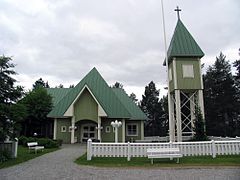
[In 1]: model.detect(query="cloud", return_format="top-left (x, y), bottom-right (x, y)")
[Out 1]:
top-left (1, 0), bottom-right (240, 99)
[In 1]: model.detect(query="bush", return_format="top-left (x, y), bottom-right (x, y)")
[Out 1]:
top-left (0, 149), bottom-right (11, 163)
top-left (18, 136), bottom-right (28, 146)
top-left (37, 138), bottom-right (58, 148)
top-left (18, 136), bottom-right (59, 148)
top-left (54, 139), bottom-right (63, 147)
top-left (18, 136), bottom-right (36, 146)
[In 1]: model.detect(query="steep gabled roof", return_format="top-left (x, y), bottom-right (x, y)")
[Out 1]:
top-left (112, 88), bottom-right (147, 120)
top-left (47, 88), bottom-right (71, 107)
top-left (47, 68), bottom-right (131, 118)
top-left (164, 19), bottom-right (204, 65)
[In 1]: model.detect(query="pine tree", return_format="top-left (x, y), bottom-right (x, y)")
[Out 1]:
top-left (204, 52), bottom-right (239, 136)
top-left (0, 56), bottom-right (25, 142)
top-left (129, 93), bottom-right (138, 104)
top-left (33, 78), bottom-right (50, 89)
top-left (140, 81), bottom-right (167, 136)
top-left (112, 82), bottom-right (124, 89)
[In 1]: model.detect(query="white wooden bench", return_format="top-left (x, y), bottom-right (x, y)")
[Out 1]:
top-left (27, 142), bottom-right (44, 154)
top-left (147, 148), bottom-right (183, 164)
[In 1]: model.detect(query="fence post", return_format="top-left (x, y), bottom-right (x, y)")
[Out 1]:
top-left (211, 140), bottom-right (216, 158)
top-left (12, 138), bottom-right (18, 158)
top-left (87, 139), bottom-right (92, 161)
top-left (169, 141), bottom-right (173, 160)
top-left (127, 142), bottom-right (131, 161)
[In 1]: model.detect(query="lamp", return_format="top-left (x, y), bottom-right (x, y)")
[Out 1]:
top-left (111, 120), bottom-right (122, 143)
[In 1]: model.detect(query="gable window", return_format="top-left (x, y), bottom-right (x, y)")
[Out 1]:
top-left (182, 64), bottom-right (194, 78)
top-left (127, 124), bottom-right (138, 136)
top-left (61, 126), bottom-right (67, 132)
top-left (105, 126), bottom-right (111, 133)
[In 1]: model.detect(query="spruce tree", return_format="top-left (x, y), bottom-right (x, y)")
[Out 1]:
top-left (140, 81), bottom-right (167, 136)
top-left (0, 56), bottom-right (25, 141)
top-left (204, 52), bottom-right (239, 136)
top-left (129, 93), bottom-right (138, 104)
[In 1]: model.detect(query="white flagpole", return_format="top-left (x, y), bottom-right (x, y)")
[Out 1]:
top-left (160, 0), bottom-right (174, 142)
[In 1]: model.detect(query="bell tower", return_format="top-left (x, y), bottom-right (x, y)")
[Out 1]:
top-left (164, 7), bottom-right (205, 142)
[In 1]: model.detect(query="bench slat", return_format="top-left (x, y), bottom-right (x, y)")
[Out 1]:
top-left (147, 148), bottom-right (180, 153)
top-left (148, 154), bottom-right (183, 158)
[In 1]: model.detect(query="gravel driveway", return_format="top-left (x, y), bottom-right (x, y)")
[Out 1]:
top-left (0, 144), bottom-right (239, 180)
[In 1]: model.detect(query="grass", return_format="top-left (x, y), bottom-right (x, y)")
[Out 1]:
top-left (0, 145), bottom-right (59, 169)
top-left (75, 154), bottom-right (240, 168)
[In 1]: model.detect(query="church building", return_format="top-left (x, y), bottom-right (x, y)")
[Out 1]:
top-left (47, 68), bottom-right (146, 143)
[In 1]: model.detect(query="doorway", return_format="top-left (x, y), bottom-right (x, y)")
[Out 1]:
top-left (81, 123), bottom-right (97, 142)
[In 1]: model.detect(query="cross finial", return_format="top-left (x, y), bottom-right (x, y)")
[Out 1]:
top-left (174, 6), bottom-right (182, 20)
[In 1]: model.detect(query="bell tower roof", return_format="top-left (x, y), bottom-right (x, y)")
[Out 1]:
top-left (164, 19), bottom-right (204, 65)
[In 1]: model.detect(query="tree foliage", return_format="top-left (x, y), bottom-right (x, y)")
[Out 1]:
top-left (20, 87), bottom-right (53, 137)
top-left (0, 56), bottom-right (25, 142)
top-left (139, 81), bottom-right (167, 136)
top-left (129, 93), bottom-right (138, 103)
top-left (33, 78), bottom-right (50, 89)
top-left (193, 107), bottom-right (208, 141)
top-left (112, 82), bottom-right (124, 89)
top-left (204, 52), bottom-right (240, 136)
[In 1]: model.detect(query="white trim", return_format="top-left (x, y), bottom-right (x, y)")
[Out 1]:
top-left (70, 116), bottom-right (75, 144)
top-left (53, 118), bottom-right (57, 140)
top-left (105, 126), bottom-right (111, 133)
top-left (122, 119), bottom-right (125, 142)
top-left (173, 58), bottom-right (178, 89)
top-left (199, 58), bottom-right (204, 89)
top-left (126, 123), bottom-right (138, 136)
top-left (61, 126), bottom-right (67, 132)
top-left (140, 121), bottom-right (144, 140)
top-left (169, 67), bottom-right (172, 81)
top-left (97, 116), bottom-right (101, 141)
top-left (64, 85), bottom-right (107, 117)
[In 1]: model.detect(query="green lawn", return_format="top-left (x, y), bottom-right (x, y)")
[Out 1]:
top-left (0, 145), bottom-right (59, 169)
top-left (75, 154), bottom-right (240, 167)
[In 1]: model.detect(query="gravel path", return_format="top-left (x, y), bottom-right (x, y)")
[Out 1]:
top-left (0, 144), bottom-right (239, 180)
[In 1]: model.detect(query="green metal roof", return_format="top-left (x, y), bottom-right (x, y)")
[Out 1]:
top-left (47, 68), bottom-right (144, 119)
top-left (164, 19), bottom-right (204, 65)
top-left (47, 88), bottom-right (71, 107)
top-left (112, 88), bottom-right (147, 120)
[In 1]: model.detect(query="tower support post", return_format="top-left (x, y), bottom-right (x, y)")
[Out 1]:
top-left (175, 90), bottom-right (182, 142)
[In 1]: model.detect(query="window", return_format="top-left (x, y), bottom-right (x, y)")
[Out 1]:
top-left (105, 126), bottom-right (111, 133)
top-left (61, 126), bottom-right (67, 132)
top-left (182, 64), bottom-right (194, 78)
top-left (169, 67), bottom-right (172, 81)
top-left (127, 124), bottom-right (138, 136)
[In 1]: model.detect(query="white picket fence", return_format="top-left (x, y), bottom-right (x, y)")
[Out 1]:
top-left (87, 139), bottom-right (240, 161)
top-left (208, 136), bottom-right (240, 141)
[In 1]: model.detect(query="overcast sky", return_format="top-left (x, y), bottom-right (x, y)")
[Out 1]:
top-left (1, 0), bottom-right (240, 99)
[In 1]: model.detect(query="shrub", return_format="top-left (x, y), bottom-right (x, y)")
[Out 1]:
top-left (37, 138), bottom-right (59, 148)
top-left (18, 136), bottom-right (36, 146)
top-left (18, 136), bottom-right (59, 148)
top-left (54, 139), bottom-right (63, 147)
top-left (18, 136), bottom-right (28, 146)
